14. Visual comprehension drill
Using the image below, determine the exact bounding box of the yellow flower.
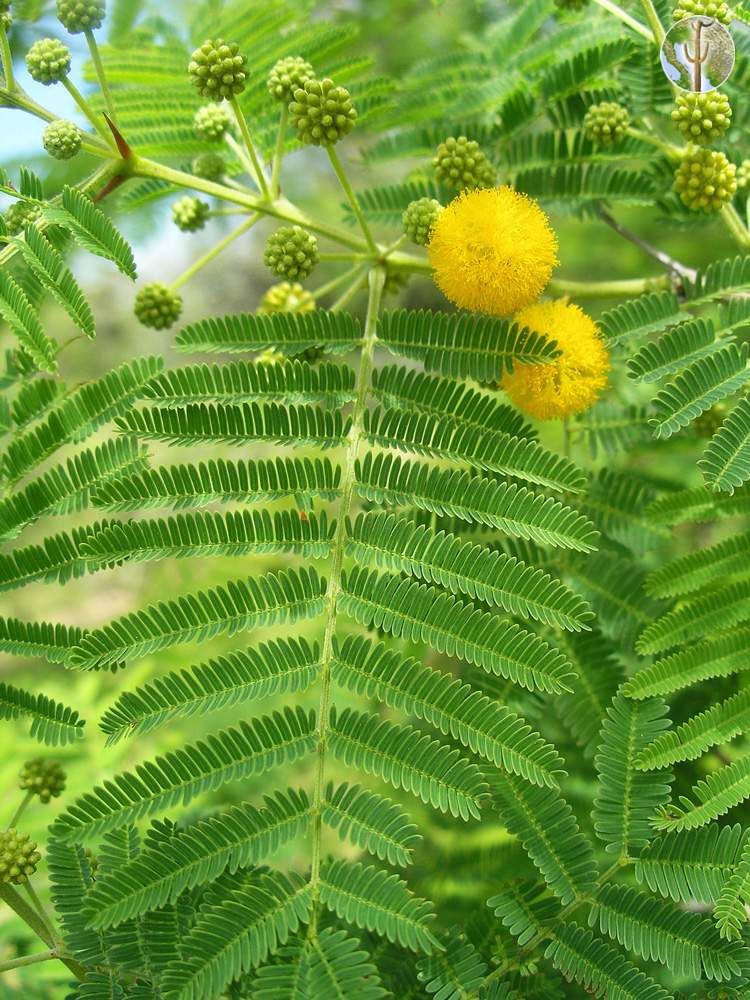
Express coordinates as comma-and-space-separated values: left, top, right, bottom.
503, 300, 610, 420
427, 187, 558, 316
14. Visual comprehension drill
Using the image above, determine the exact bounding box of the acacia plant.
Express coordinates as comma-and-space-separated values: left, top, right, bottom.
2, 0, 750, 997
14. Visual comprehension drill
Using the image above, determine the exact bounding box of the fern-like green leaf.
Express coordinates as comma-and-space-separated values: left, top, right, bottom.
91, 456, 341, 513
592, 693, 673, 857
490, 772, 598, 904
322, 781, 420, 868
650, 343, 750, 440
345, 511, 592, 630
636, 824, 747, 904
714, 837, 750, 941
51, 707, 317, 842
599, 291, 683, 347
416, 928, 487, 1000
98, 636, 320, 744
646, 529, 750, 598
328, 706, 487, 821
700, 395, 750, 494
0, 269, 58, 372
625, 628, 750, 699
0, 522, 105, 591
637, 579, 750, 656
0, 681, 85, 745
653, 752, 750, 833
364, 405, 585, 492
0, 617, 85, 663
377, 308, 559, 383
627, 318, 724, 383
83, 789, 311, 928
339, 566, 575, 695
331, 634, 565, 787
43, 186, 136, 278
160, 869, 312, 1000
319, 859, 441, 953
683, 255, 750, 304
175, 310, 361, 355
355, 454, 597, 550
69, 566, 326, 669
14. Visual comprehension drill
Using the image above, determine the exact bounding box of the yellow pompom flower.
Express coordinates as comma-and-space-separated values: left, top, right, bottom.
427, 187, 558, 316
503, 300, 609, 420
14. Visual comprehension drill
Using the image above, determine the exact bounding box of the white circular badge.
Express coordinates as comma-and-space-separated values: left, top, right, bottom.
661, 16, 735, 92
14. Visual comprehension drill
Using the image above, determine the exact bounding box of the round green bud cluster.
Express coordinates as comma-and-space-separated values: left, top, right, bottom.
193, 103, 233, 142
188, 38, 247, 100
25, 37, 71, 84
671, 91, 732, 144
19, 758, 67, 803
192, 152, 225, 182
1, 0, 12, 30
674, 148, 737, 213
402, 197, 443, 246
259, 281, 316, 315
672, 0, 731, 22
433, 136, 496, 191
56, 0, 105, 34
289, 77, 357, 146
738, 160, 750, 191
267, 56, 314, 103
4, 201, 41, 235
43, 119, 82, 160
134, 283, 183, 330
583, 101, 630, 145
0, 830, 41, 884
264, 226, 319, 280
171, 195, 210, 233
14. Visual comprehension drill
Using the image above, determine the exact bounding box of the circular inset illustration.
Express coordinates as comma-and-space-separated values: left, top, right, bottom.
661, 17, 735, 92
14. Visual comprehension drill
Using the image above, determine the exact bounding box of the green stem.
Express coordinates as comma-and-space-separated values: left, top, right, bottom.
307, 266, 386, 938
229, 97, 270, 199
21, 881, 56, 945
326, 144, 378, 255
591, 0, 652, 39
310, 263, 363, 300
319, 252, 365, 261
549, 275, 670, 297
0, 949, 55, 973
0, 884, 55, 949
0, 24, 14, 91
720, 204, 750, 251
638, 0, 665, 44
62, 78, 115, 148
271, 104, 288, 198
84, 29, 116, 124
170, 213, 260, 291
626, 126, 682, 162
7, 791, 33, 830
133, 156, 367, 252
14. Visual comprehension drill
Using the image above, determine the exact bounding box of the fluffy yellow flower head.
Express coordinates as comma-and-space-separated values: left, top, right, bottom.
427, 187, 558, 316
503, 299, 610, 420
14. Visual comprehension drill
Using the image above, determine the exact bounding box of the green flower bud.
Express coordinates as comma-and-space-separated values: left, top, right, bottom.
19, 758, 66, 803
259, 281, 316, 315
191, 152, 225, 182
0, 0, 12, 30
0, 830, 41, 884
171, 195, 210, 233
671, 90, 732, 144
402, 197, 443, 245
4, 201, 41, 235
193, 103, 233, 142
672, 0, 731, 22
738, 160, 750, 191
267, 56, 314, 103
42, 119, 82, 160
674, 148, 737, 213
263, 226, 319, 280
25, 37, 71, 84
188, 38, 247, 100
289, 77, 357, 146
583, 101, 630, 145
56, 0, 105, 34
134, 283, 182, 330
433, 136, 496, 191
